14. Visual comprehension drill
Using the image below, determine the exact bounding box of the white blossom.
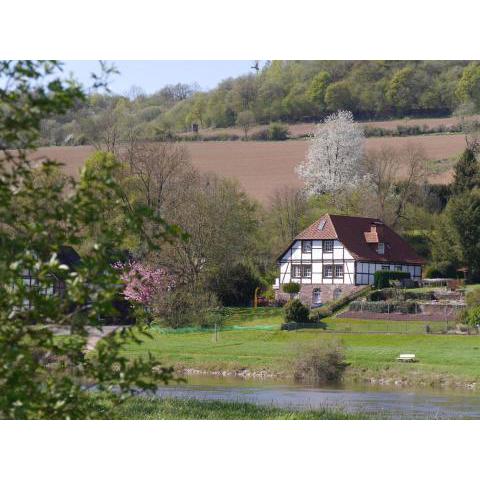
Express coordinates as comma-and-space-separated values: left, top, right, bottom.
296, 110, 365, 195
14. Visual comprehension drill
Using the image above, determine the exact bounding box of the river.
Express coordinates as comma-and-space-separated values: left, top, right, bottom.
152, 376, 480, 419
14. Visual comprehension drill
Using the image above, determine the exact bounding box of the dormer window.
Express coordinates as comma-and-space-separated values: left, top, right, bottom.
377, 242, 385, 254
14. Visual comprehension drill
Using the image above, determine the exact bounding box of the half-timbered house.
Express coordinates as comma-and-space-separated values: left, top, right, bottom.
274, 214, 426, 306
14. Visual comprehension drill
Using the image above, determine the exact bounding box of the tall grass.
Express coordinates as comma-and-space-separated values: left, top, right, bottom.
109, 396, 371, 420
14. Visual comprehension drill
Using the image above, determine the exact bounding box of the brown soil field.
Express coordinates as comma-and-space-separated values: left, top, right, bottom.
32, 134, 464, 205
191, 115, 480, 139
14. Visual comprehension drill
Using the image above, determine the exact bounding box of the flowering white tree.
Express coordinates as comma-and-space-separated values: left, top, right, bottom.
296, 110, 365, 195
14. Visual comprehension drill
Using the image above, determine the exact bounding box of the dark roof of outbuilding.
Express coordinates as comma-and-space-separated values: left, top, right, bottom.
57, 246, 82, 269
279, 214, 426, 265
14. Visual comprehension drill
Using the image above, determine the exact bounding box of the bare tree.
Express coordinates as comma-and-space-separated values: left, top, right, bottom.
362, 145, 398, 222
81, 106, 120, 154
236, 110, 255, 140
363, 143, 428, 228
269, 186, 308, 243
119, 142, 196, 218
157, 174, 258, 287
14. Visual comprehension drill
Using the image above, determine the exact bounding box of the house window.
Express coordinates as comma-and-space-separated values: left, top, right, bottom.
334, 265, 344, 278
333, 287, 342, 300
377, 242, 385, 254
381, 265, 390, 271
395, 265, 403, 271
323, 240, 334, 253
292, 265, 302, 278
302, 264, 312, 278
312, 288, 321, 304
302, 240, 312, 254
292, 264, 311, 278
323, 265, 333, 278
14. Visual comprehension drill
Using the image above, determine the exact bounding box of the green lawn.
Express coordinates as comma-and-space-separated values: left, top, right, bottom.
101, 396, 370, 419
122, 307, 480, 386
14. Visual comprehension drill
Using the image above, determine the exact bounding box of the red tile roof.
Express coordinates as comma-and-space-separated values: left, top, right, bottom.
289, 214, 426, 264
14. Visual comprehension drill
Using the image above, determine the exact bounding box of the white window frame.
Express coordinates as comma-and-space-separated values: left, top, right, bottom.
334, 264, 344, 278
292, 264, 312, 278
323, 240, 334, 253
323, 264, 333, 278
291, 264, 302, 278
381, 265, 390, 271
377, 242, 385, 254
302, 264, 312, 278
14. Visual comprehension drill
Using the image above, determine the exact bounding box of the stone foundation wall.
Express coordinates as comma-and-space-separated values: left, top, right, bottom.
275, 284, 363, 307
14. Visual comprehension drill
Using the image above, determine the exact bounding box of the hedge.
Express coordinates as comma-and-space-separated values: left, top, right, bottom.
373, 270, 411, 289
367, 288, 435, 302
349, 300, 419, 314
282, 282, 301, 295
309, 285, 372, 321
284, 299, 310, 323
281, 322, 327, 331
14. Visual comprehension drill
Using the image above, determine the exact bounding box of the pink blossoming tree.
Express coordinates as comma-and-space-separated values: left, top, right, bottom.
114, 261, 174, 306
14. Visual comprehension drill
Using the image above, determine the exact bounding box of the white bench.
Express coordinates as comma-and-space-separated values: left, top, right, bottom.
396, 354, 417, 363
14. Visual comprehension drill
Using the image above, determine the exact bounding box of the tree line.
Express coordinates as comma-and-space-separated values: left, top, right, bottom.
39, 61, 480, 146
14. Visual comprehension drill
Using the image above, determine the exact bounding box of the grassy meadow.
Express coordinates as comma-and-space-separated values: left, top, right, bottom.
121, 307, 480, 387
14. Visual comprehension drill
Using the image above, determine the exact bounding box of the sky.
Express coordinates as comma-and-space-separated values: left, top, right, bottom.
62, 60, 257, 95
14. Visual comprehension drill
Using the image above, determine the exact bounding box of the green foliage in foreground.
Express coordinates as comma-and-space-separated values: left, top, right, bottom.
98, 396, 370, 420
0, 61, 179, 419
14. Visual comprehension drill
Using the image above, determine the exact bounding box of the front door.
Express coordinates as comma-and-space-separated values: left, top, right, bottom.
312, 288, 321, 305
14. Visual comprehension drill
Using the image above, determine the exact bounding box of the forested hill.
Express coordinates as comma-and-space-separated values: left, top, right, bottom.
41, 61, 480, 145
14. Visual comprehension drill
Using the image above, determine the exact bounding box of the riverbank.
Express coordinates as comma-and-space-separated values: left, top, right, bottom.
174, 367, 478, 391
98, 396, 370, 419
120, 308, 480, 392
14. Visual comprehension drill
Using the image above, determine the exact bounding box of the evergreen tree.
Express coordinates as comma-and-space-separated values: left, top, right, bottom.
453, 148, 479, 194
433, 189, 480, 280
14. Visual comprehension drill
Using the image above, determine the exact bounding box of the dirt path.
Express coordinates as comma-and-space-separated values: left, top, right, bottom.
50, 325, 121, 351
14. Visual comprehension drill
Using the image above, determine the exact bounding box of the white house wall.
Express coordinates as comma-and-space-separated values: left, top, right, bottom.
355, 262, 422, 285
279, 240, 355, 285
279, 240, 422, 287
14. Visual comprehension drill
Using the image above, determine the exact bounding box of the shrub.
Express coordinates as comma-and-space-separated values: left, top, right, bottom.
403, 290, 436, 301
425, 262, 457, 278
284, 299, 310, 323
282, 282, 300, 295
206, 262, 262, 307
292, 340, 348, 384
373, 270, 410, 289
268, 122, 289, 140
309, 305, 333, 321
249, 128, 269, 141
152, 288, 220, 328
464, 305, 480, 326
349, 300, 418, 314
466, 287, 480, 308
367, 288, 435, 301
367, 288, 396, 301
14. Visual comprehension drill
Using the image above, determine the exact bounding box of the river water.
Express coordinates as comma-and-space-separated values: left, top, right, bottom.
153, 376, 480, 419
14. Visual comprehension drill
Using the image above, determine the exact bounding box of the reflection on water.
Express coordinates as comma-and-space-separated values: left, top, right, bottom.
154, 375, 480, 419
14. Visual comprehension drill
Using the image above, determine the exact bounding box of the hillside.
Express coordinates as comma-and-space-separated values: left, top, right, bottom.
39, 61, 480, 147
33, 133, 464, 205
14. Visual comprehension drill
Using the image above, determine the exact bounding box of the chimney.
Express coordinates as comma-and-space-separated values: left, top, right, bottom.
364, 221, 384, 244
372, 221, 384, 240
